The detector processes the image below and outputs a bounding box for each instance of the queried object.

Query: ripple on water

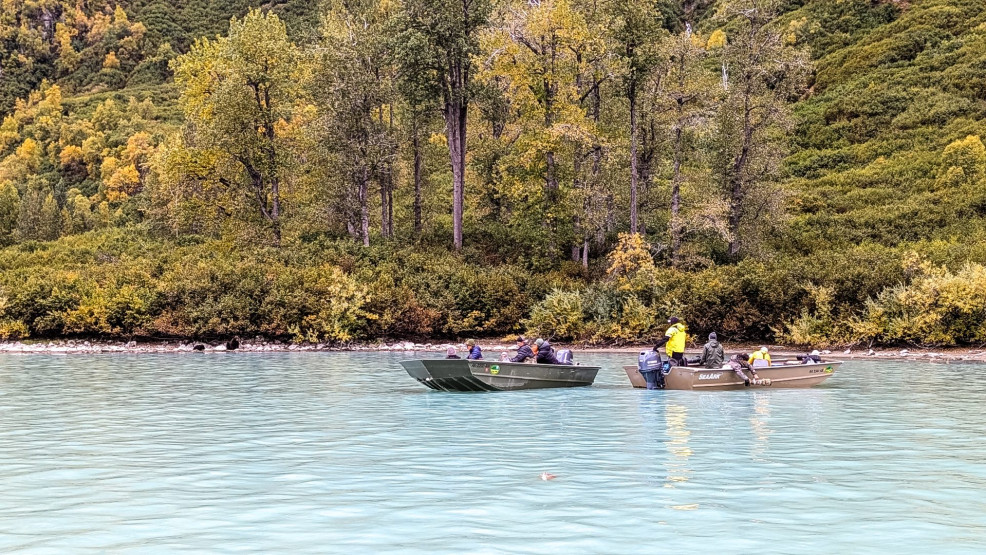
[1,352,985,553]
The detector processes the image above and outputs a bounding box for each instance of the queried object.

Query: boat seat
[752,360,770,368]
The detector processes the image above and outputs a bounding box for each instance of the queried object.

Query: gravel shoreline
[2,339,984,363]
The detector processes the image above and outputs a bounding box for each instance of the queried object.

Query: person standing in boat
[654,317,687,366]
[509,336,535,363]
[535,339,560,364]
[698,332,724,368]
[465,339,483,360]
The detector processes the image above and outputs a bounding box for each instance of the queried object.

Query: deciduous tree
[170,9,304,246]
[397,0,495,251]
[712,0,809,259]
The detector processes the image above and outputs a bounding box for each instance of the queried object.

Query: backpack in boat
[556,349,573,364]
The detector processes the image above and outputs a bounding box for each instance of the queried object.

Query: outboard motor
[556,349,573,365]
[638,350,665,390]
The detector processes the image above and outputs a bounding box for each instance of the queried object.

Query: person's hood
[706,339,720,347]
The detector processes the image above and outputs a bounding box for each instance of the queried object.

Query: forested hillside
[0,0,985,347]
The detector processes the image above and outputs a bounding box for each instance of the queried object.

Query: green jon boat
[400,359,600,392]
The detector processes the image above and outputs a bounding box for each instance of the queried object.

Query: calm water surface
[1,352,985,553]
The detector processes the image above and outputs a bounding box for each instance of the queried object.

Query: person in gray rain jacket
[698,332,725,369]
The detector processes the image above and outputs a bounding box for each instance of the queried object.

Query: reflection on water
[750,392,772,462]
[1,352,985,553]
[663,403,691,488]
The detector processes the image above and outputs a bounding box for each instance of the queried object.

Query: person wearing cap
[535,339,560,364]
[445,346,461,359]
[654,316,687,366]
[509,336,535,363]
[465,339,483,360]
[698,332,724,369]
[749,346,771,367]
[802,349,822,364]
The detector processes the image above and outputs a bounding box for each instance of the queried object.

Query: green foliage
[2,0,986,347]
[168,9,303,244]
[606,232,656,288]
[850,259,986,347]
[523,289,589,342]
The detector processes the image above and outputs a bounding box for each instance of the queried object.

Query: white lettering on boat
[698,373,722,380]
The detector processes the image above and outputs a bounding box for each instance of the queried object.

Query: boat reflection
[750,392,772,462]
[664,403,692,488]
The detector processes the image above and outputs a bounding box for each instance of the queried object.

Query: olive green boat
[401,359,600,392]
[623,359,841,390]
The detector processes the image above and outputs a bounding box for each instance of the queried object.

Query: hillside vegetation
[1,0,985,347]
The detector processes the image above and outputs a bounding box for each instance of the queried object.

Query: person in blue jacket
[509,336,535,362]
[465,339,483,360]
[535,339,560,364]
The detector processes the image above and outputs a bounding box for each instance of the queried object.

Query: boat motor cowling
[556,349,573,365]
[638,350,662,372]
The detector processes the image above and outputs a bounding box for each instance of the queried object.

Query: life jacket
[665,323,687,356]
[749,351,771,366]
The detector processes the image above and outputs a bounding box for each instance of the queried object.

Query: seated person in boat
[465,339,483,360]
[654,317,687,366]
[728,354,759,386]
[445,346,461,359]
[698,332,724,368]
[748,347,771,367]
[509,336,535,363]
[800,349,822,364]
[535,339,560,364]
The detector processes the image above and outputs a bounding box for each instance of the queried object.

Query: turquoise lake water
[1,352,984,553]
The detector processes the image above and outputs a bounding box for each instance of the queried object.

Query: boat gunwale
[623,360,841,390]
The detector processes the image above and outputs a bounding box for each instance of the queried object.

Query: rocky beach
[2,339,985,364]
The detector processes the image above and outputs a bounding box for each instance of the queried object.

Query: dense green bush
[0,228,558,342]
[849,260,986,346]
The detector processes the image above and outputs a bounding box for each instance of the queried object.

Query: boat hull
[623,361,840,390]
[401,359,600,392]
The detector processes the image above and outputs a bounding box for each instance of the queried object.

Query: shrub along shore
[1,228,986,350]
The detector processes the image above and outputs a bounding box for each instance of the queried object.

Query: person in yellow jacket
[749,347,772,367]
[654,317,687,366]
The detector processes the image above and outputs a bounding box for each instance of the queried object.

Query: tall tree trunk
[572,143,583,264]
[727,86,755,259]
[589,80,602,265]
[445,99,467,252]
[359,166,370,247]
[629,83,639,235]
[380,178,391,238]
[670,122,683,266]
[412,125,423,236]
[271,177,281,247]
[727,174,743,258]
[544,75,558,203]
